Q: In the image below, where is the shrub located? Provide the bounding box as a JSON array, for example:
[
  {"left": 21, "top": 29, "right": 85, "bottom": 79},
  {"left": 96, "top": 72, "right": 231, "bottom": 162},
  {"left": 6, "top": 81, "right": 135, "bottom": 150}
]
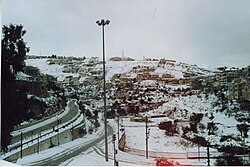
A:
[
  {"left": 207, "top": 122, "right": 218, "bottom": 135},
  {"left": 159, "top": 121, "right": 178, "bottom": 136},
  {"left": 237, "top": 123, "right": 249, "bottom": 138},
  {"left": 215, "top": 153, "right": 243, "bottom": 166},
  {"left": 190, "top": 136, "right": 208, "bottom": 147},
  {"left": 189, "top": 113, "right": 204, "bottom": 133}
]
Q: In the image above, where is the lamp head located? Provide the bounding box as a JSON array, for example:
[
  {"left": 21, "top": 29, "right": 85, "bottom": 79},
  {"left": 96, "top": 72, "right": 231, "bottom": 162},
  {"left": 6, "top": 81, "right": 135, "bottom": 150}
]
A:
[
  {"left": 105, "top": 20, "right": 110, "bottom": 25},
  {"left": 96, "top": 19, "right": 110, "bottom": 26},
  {"left": 96, "top": 20, "right": 102, "bottom": 26}
]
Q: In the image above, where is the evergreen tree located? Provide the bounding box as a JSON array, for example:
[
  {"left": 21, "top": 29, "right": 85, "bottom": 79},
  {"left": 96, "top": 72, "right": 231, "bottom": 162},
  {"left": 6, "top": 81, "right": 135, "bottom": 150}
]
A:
[{"left": 1, "top": 24, "right": 30, "bottom": 152}]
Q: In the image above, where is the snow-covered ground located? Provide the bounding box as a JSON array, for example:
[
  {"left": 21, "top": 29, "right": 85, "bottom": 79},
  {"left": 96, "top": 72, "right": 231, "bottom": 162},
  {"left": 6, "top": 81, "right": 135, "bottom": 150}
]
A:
[
  {"left": 96, "top": 60, "right": 159, "bottom": 81},
  {"left": 13, "top": 119, "right": 156, "bottom": 166},
  {"left": 146, "top": 94, "right": 250, "bottom": 145},
  {"left": 4, "top": 92, "right": 248, "bottom": 166},
  {"left": 25, "top": 59, "right": 79, "bottom": 81},
  {"left": 12, "top": 119, "right": 210, "bottom": 166},
  {"left": 0, "top": 160, "right": 19, "bottom": 166},
  {"left": 9, "top": 57, "right": 246, "bottom": 166},
  {"left": 15, "top": 121, "right": 106, "bottom": 166}
]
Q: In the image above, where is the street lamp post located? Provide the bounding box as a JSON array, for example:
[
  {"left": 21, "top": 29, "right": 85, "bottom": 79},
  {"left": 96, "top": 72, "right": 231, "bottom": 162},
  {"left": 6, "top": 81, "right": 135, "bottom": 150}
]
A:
[
  {"left": 57, "top": 114, "right": 59, "bottom": 146},
  {"left": 96, "top": 19, "right": 110, "bottom": 162},
  {"left": 145, "top": 115, "right": 149, "bottom": 159}
]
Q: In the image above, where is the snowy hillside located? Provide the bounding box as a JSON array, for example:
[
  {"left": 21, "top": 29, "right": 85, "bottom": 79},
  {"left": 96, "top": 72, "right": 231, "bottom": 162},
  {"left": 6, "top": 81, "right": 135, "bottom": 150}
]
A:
[
  {"left": 25, "top": 59, "right": 79, "bottom": 81},
  {"left": 26, "top": 58, "right": 215, "bottom": 83},
  {"left": 23, "top": 57, "right": 249, "bottom": 166}
]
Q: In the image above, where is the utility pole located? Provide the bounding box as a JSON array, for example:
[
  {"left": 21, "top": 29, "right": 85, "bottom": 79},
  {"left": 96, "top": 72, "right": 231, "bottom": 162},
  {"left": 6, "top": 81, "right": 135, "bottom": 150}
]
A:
[
  {"left": 37, "top": 133, "right": 40, "bottom": 154},
  {"left": 243, "top": 121, "right": 246, "bottom": 162},
  {"left": 57, "top": 114, "right": 60, "bottom": 146},
  {"left": 145, "top": 115, "right": 149, "bottom": 159},
  {"left": 112, "top": 133, "right": 118, "bottom": 166},
  {"left": 243, "top": 134, "right": 246, "bottom": 162},
  {"left": 117, "top": 115, "right": 120, "bottom": 141},
  {"left": 20, "top": 132, "right": 23, "bottom": 158},
  {"left": 198, "top": 144, "right": 200, "bottom": 161},
  {"left": 207, "top": 143, "right": 210, "bottom": 166},
  {"left": 31, "top": 131, "right": 33, "bottom": 143}
]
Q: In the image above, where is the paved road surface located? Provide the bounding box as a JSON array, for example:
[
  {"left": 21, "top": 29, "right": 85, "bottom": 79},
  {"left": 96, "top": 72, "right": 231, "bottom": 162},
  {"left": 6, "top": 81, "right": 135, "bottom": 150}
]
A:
[
  {"left": 92, "top": 146, "right": 155, "bottom": 166},
  {"left": 11, "top": 99, "right": 79, "bottom": 144},
  {"left": 29, "top": 124, "right": 113, "bottom": 166}
]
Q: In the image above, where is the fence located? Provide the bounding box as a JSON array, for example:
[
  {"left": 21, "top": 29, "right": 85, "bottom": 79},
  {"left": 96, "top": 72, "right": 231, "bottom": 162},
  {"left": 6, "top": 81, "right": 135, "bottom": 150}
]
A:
[{"left": 4, "top": 118, "right": 86, "bottom": 162}]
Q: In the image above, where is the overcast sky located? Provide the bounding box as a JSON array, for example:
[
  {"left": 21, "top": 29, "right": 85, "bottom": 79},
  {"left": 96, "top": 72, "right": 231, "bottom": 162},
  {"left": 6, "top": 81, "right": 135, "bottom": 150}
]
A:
[{"left": 2, "top": 0, "right": 250, "bottom": 69}]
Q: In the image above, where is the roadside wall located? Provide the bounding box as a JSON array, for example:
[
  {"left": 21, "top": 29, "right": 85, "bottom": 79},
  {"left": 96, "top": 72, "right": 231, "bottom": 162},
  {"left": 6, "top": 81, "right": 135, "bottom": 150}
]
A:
[{"left": 5, "top": 125, "right": 86, "bottom": 162}]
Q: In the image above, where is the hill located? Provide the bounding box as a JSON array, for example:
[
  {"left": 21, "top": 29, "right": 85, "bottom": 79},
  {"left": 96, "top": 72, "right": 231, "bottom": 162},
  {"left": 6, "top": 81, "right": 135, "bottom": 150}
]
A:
[{"left": 24, "top": 56, "right": 250, "bottom": 165}]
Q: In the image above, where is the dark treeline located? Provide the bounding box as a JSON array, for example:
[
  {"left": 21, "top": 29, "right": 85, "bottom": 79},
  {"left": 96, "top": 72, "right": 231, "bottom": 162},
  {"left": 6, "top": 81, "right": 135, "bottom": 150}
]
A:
[{"left": 1, "top": 24, "right": 30, "bottom": 152}]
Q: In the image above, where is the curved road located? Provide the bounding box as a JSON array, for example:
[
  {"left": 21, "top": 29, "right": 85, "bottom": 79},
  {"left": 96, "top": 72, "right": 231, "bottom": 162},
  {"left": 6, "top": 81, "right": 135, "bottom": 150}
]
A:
[
  {"left": 29, "top": 124, "right": 113, "bottom": 166},
  {"left": 11, "top": 99, "right": 79, "bottom": 144}
]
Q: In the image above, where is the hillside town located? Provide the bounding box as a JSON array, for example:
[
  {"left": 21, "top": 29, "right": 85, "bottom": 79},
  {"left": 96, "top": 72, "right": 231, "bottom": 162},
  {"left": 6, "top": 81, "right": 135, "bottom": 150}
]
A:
[
  {"left": 3, "top": 0, "right": 250, "bottom": 166},
  {"left": 25, "top": 55, "right": 250, "bottom": 104},
  {"left": 1, "top": 54, "right": 249, "bottom": 166}
]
